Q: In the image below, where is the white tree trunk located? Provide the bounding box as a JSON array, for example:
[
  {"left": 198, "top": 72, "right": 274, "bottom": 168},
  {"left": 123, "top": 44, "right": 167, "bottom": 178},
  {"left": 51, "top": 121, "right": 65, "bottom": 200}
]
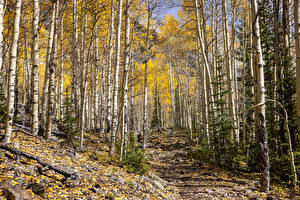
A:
[
  {"left": 251, "top": 0, "right": 270, "bottom": 192},
  {"left": 106, "top": 0, "right": 115, "bottom": 134},
  {"left": 110, "top": 0, "right": 123, "bottom": 155},
  {"left": 58, "top": 17, "right": 64, "bottom": 120},
  {"left": 79, "top": 0, "right": 88, "bottom": 149},
  {"left": 31, "top": 0, "right": 39, "bottom": 136},
  {"left": 120, "top": 0, "right": 131, "bottom": 160},
  {"left": 4, "top": 0, "right": 22, "bottom": 144},
  {"left": 222, "top": 0, "right": 238, "bottom": 143},
  {"left": 41, "top": 5, "right": 56, "bottom": 132},
  {"left": 46, "top": 0, "right": 60, "bottom": 140}
]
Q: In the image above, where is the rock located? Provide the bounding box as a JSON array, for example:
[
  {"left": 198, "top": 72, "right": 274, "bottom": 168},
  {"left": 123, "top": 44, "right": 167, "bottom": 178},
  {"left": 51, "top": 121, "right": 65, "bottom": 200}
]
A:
[
  {"left": 24, "top": 165, "right": 35, "bottom": 176},
  {"left": 27, "top": 182, "right": 45, "bottom": 196},
  {"left": 153, "top": 180, "right": 165, "bottom": 192},
  {"left": 149, "top": 173, "right": 167, "bottom": 187},
  {"left": 249, "top": 197, "right": 259, "bottom": 200},
  {"left": 118, "top": 177, "right": 126, "bottom": 185},
  {"left": 2, "top": 187, "right": 32, "bottom": 200},
  {"left": 267, "top": 195, "right": 278, "bottom": 200},
  {"left": 105, "top": 191, "right": 115, "bottom": 200},
  {"left": 130, "top": 196, "right": 141, "bottom": 200},
  {"left": 233, "top": 185, "right": 245, "bottom": 191},
  {"left": 13, "top": 142, "right": 19, "bottom": 149},
  {"left": 109, "top": 175, "right": 118, "bottom": 182}
]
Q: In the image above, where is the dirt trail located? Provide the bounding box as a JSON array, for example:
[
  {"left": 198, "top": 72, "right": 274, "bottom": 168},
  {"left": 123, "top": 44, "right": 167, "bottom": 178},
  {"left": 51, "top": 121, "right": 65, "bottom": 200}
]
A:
[{"left": 147, "top": 130, "right": 295, "bottom": 200}]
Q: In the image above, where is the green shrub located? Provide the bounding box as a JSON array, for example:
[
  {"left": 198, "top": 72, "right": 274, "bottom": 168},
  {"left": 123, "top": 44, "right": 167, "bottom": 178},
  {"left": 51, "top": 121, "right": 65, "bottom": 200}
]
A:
[
  {"left": 122, "top": 148, "right": 149, "bottom": 175},
  {"left": 187, "top": 146, "right": 212, "bottom": 164}
]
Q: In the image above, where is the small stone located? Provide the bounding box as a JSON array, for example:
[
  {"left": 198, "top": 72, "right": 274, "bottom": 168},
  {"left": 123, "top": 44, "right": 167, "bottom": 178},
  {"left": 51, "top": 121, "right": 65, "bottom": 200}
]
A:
[{"left": 27, "top": 182, "right": 45, "bottom": 196}]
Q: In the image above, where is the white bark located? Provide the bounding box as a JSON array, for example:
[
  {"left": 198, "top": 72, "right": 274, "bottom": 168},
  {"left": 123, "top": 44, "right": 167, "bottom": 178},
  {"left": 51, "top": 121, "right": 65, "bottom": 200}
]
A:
[
  {"left": 46, "top": 0, "right": 60, "bottom": 140},
  {"left": 251, "top": 0, "right": 270, "bottom": 192},
  {"left": 222, "top": 0, "right": 238, "bottom": 143},
  {"left": 4, "top": 0, "right": 22, "bottom": 144},
  {"left": 41, "top": 5, "right": 56, "bottom": 131},
  {"left": 110, "top": 0, "right": 123, "bottom": 155},
  {"left": 31, "top": 0, "right": 39, "bottom": 136},
  {"left": 58, "top": 17, "right": 64, "bottom": 120},
  {"left": 107, "top": 0, "right": 115, "bottom": 134},
  {"left": 120, "top": 0, "right": 131, "bottom": 160}
]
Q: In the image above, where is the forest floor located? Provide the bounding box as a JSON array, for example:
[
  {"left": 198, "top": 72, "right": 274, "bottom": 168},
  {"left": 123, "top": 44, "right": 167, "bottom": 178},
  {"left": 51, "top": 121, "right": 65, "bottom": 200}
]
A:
[
  {"left": 0, "top": 128, "right": 299, "bottom": 200},
  {"left": 0, "top": 130, "right": 179, "bottom": 200},
  {"left": 147, "top": 130, "right": 300, "bottom": 200}
]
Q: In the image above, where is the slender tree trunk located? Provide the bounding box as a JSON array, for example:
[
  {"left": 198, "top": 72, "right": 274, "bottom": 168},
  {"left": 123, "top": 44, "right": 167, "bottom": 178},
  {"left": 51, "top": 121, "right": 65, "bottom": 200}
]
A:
[
  {"left": 143, "top": 0, "right": 151, "bottom": 149},
  {"left": 41, "top": 5, "right": 56, "bottom": 133},
  {"left": 31, "top": 0, "right": 39, "bottom": 136},
  {"left": 58, "top": 17, "right": 64, "bottom": 120},
  {"left": 46, "top": 0, "right": 60, "bottom": 141},
  {"left": 251, "top": 0, "right": 270, "bottom": 192},
  {"left": 222, "top": 0, "right": 238, "bottom": 142},
  {"left": 79, "top": 0, "right": 87, "bottom": 149},
  {"left": 72, "top": 0, "right": 79, "bottom": 121},
  {"left": 4, "top": 0, "right": 22, "bottom": 144},
  {"left": 110, "top": 0, "right": 123, "bottom": 155},
  {"left": 107, "top": 0, "right": 115, "bottom": 134},
  {"left": 129, "top": 62, "right": 135, "bottom": 132},
  {"left": 169, "top": 62, "right": 176, "bottom": 127},
  {"left": 120, "top": 0, "right": 131, "bottom": 160},
  {"left": 0, "top": 0, "right": 4, "bottom": 82}
]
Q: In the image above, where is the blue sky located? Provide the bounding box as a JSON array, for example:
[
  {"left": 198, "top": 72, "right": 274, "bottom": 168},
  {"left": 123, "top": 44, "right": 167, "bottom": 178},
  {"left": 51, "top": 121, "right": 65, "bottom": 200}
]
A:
[{"left": 165, "top": 6, "right": 180, "bottom": 19}]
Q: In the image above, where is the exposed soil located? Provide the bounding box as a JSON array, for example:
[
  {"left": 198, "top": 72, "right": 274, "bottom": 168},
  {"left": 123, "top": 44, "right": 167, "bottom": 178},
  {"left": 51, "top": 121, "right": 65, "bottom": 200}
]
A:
[{"left": 147, "top": 130, "right": 299, "bottom": 200}]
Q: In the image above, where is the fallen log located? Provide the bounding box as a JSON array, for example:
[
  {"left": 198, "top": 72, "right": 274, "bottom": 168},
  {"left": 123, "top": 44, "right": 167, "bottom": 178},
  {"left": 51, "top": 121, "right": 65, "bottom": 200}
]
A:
[
  {"left": 0, "top": 144, "right": 78, "bottom": 179},
  {"left": 14, "top": 123, "right": 66, "bottom": 138}
]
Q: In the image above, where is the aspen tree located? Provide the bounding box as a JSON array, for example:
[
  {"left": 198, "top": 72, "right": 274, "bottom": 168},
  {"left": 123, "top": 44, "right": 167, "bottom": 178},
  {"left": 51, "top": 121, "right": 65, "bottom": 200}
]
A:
[
  {"left": 251, "top": 0, "right": 270, "bottom": 192},
  {"left": 4, "top": 0, "right": 22, "bottom": 144},
  {"left": 107, "top": 0, "right": 115, "bottom": 134},
  {"left": 41, "top": 4, "right": 56, "bottom": 133},
  {"left": 143, "top": 0, "right": 151, "bottom": 149},
  {"left": 31, "top": 0, "right": 39, "bottom": 136},
  {"left": 79, "top": 0, "right": 88, "bottom": 149},
  {"left": 0, "top": 0, "right": 4, "bottom": 82},
  {"left": 110, "top": 0, "right": 123, "bottom": 155},
  {"left": 46, "top": 0, "right": 60, "bottom": 141},
  {"left": 129, "top": 62, "right": 135, "bottom": 132},
  {"left": 57, "top": 17, "right": 64, "bottom": 120},
  {"left": 222, "top": 0, "right": 238, "bottom": 143},
  {"left": 72, "top": 0, "right": 79, "bottom": 117},
  {"left": 120, "top": 0, "right": 131, "bottom": 160}
]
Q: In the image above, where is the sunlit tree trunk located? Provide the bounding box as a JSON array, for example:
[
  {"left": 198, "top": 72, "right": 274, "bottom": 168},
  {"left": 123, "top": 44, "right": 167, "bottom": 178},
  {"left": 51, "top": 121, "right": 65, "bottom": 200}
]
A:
[
  {"left": 46, "top": 0, "right": 60, "bottom": 141},
  {"left": 110, "top": 0, "right": 123, "bottom": 155},
  {"left": 169, "top": 62, "right": 176, "bottom": 127},
  {"left": 41, "top": 5, "right": 56, "bottom": 133},
  {"left": 143, "top": 0, "right": 151, "bottom": 149},
  {"left": 57, "top": 17, "right": 64, "bottom": 120},
  {"left": 129, "top": 62, "right": 135, "bottom": 132},
  {"left": 120, "top": 0, "right": 131, "bottom": 159},
  {"left": 4, "top": 0, "right": 22, "bottom": 144},
  {"left": 107, "top": 0, "right": 115, "bottom": 134},
  {"left": 251, "top": 0, "right": 270, "bottom": 192},
  {"left": 222, "top": 0, "right": 238, "bottom": 143},
  {"left": 31, "top": 0, "right": 39, "bottom": 136},
  {"left": 79, "top": 0, "right": 87, "bottom": 149}
]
